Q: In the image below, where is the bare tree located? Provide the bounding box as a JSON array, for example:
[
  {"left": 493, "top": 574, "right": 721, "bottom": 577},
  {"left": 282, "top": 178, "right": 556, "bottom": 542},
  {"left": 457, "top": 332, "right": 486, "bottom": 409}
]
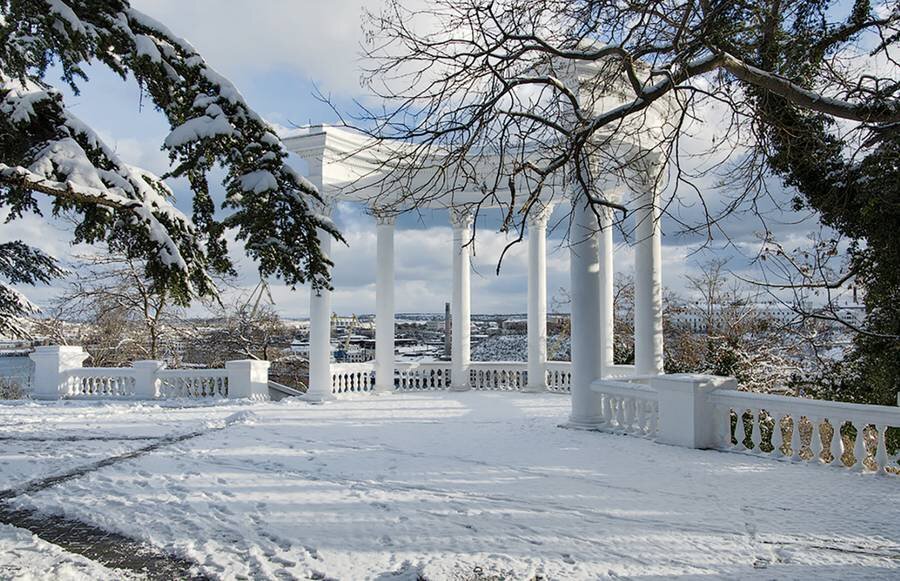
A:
[
  {"left": 346, "top": 1, "right": 896, "bottom": 241},
  {"left": 52, "top": 250, "right": 186, "bottom": 365}
]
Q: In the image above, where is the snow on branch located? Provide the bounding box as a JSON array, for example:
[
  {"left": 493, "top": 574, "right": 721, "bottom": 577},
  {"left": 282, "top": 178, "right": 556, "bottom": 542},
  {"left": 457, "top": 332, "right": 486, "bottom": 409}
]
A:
[{"left": 0, "top": 0, "right": 343, "bottom": 335}]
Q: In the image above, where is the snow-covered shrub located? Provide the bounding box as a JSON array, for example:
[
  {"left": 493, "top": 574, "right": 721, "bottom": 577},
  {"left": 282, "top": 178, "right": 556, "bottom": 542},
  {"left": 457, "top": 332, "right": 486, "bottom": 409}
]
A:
[{"left": 0, "top": 377, "right": 27, "bottom": 400}]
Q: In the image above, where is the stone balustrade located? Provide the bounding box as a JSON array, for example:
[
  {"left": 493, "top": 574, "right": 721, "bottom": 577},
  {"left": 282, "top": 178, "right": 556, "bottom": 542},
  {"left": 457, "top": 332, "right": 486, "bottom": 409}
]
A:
[
  {"left": 710, "top": 389, "right": 900, "bottom": 474},
  {"left": 330, "top": 362, "right": 376, "bottom": 395},
  {"left": 590, "top": 377, "right": 660, "bottom": 438},
  {"left": 395, "top": 362, "right": 451, "bottom": 391},
  {"left": 28, "top": 346, "right": 270, "bottom": 401}
]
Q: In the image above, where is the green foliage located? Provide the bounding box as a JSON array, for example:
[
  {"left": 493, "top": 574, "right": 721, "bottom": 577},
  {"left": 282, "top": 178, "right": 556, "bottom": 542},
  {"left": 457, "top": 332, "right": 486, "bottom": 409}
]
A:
[{"left": 0, "top": 0, "right": 341, "bottom": 337}]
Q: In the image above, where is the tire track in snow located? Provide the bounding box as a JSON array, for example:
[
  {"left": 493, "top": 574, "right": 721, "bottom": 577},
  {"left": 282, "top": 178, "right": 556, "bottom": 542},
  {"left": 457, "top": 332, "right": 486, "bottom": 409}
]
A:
[{"left": 0, "top": 411, "right": 256, "bottom": 579}]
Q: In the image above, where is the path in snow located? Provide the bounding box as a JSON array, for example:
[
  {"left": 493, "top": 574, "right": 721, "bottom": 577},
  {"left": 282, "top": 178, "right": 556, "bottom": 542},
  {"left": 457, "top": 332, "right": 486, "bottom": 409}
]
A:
[{"left": 0, "top": 393, "right": 898, "bottom": 580}]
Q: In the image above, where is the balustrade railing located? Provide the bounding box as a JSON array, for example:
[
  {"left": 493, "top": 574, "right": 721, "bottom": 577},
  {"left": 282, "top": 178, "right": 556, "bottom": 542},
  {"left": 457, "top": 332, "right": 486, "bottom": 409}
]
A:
[
  {"left": 469, "top": 362, "right": 526, "bottom": 391},
  {"left": 158, "top": 369, "right": 229, "bottom": 399},
  {"left": 592, "top": 378, "right": 659, "bottom": 438},
  {"left": 545, "top": 361, "right": 572, "bottom": 392},
  {"left": 330, "top": 362, "right": 375, "bottom": 395},
  {"left": 710, "top": 390, "right": 899, "bottom": 475},
  {"left": 28, "top": 347, "right": 268, "bottom": 401},
  {"left": 336, "top": 360, "right": 574, "bottom": 394},
  {"left": 395, "top": 361, "right": 451, "bottom": 391},
  {"left": 64, "top": 368, "right": 136, "bottom": 398}
]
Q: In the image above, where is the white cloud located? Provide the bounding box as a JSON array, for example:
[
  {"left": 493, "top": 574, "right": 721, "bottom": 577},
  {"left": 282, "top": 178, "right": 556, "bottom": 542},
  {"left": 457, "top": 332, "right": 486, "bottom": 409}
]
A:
[{"left": 132, "top": 0, "right": 383, "bottom": 93}]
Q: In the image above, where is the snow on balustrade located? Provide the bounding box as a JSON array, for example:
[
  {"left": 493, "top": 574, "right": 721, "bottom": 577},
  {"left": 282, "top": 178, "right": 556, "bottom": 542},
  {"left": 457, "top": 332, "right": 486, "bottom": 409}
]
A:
[
  {"left": 63, "top": 368, "right": 137, "bottom": 398},
  {"left": 157, "top": 369, "right": 228, "bottom": 399},
  {"left": 591, "top": 378, "right": 660, "bottom": 437},
  {"left": 330, "top": 362, "right": 375, "bottom": 395},
  {"left": 711, "top": 390, "right": 900, "bottom": 475},
  {"left": 394, "top": 361, "right": 450, "bottom": 391}
]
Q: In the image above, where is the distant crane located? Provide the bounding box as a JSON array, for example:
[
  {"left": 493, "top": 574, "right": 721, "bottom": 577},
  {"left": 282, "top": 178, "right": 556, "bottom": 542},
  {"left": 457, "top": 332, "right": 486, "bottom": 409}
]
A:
[
  {"left": 247, "top": 278, "right": 275, "bottom": 318},
  {"left": 332, "top": 313, "right": 360, "bottom": 361}
]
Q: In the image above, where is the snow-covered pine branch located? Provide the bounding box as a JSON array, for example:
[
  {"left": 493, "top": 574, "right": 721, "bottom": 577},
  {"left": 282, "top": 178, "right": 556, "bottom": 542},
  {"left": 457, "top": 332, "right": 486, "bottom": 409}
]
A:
[
  {"left": 0, "top": 1, "right": 342, "bottom": 336},
  {"left": 0, "top": 242, "right": 65, "bottom": 338}
]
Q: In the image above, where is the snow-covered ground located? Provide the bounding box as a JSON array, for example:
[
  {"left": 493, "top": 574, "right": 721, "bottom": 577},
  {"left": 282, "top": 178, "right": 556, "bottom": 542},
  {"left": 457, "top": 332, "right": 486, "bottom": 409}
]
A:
[{"left": 1, "top": 393, "right": 898, "bottom": 580}]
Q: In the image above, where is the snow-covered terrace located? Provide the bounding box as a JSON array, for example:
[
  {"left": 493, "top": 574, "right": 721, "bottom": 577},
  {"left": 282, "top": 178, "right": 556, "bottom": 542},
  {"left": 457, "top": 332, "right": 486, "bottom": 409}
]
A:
[{"left": 1, "top": 392, "right": 898, "bottom": 579}]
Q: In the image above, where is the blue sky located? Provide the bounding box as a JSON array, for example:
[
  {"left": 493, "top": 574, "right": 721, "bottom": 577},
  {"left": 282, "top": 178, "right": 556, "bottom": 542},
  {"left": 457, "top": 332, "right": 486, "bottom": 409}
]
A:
[{"left": 3, "top": 0, "right": 824, "bottom": 317}]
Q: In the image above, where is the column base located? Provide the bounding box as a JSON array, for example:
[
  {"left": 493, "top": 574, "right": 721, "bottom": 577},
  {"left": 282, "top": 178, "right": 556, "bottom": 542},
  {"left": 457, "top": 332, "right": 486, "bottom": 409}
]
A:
[
  {"left": 560, "top": 415, "right": 607, "bottom": 431},
  {"left": 521, "top": 384, "right": 547, "bottom": 394},
  {"left": 302, "top": 392, "right": 336, "bottom": 404},
  {"left": 450, "top": 384, "right": 471, "bottom": 392},
  {"left": 373, "top": 385, "right": 395, "bottom": 395}
]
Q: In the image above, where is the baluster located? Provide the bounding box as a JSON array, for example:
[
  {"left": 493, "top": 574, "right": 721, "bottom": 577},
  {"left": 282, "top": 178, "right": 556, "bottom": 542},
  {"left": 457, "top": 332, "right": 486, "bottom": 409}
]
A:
[
  {"left": 601, "top": 394, "right": 612, "bottom": 425},
  {"left": 790, "top": 415, "right": 802, "bottom": 462},
  {"left": 770, "top": 412, "right": 784, "bottom": 458},
  {"left": 829, "top": 419, "right": 846, "bottom": 468},
  {"left": 851, "top": 422, "right": 867, "bottom": 472},
  {"left": 614, "top": 397, "right": 626, "bottom": 430},
  {"left": 622, "top": 397, "right": 635, "bottom": 432},
  {"left": 750, "top": 410, "right": 762, "bottom": 453},
  {"left": 636, "top": 400, "right": 647, "bottom": 435},
  {"left": 875, "top": 424, "right": 889, "bottom": 476},
  {"left": 647, "top": 401, "right": 658, "bottom": 437},
  {"left": 733, "top": 409, "right": 746, "bottom": 451},
  {"left": 810, "top": 417, "right": 823, "bottom": 464}
]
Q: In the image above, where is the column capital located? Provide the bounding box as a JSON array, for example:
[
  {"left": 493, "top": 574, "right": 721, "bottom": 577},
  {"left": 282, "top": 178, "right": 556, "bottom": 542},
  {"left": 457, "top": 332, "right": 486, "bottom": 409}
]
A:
[
  {"left": 449, "top": 207, "right": 474, "bottom": 230},
  {"left": 526, "top": 203, "right": 554, "bottom": 228},
  {"left": 372, "top": 210, "right": 396, "bottom": 226}
]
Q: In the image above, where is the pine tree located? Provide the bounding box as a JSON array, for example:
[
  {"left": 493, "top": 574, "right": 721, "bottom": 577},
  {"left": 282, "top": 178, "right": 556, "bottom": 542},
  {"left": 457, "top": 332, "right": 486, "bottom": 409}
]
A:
[{"left": 0, "top": 0, "right": 342, "bottom": 337}]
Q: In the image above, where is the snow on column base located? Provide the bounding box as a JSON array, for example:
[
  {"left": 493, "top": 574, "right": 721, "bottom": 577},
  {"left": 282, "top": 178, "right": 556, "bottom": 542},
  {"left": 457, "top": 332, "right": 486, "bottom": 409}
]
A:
[
  {"left": 560, "top": 415, "right": 607, "bottom": 431},
  {"left": 522, "top": 383, "right": 547, "bottom": 394},
  {"left": 301, "top": 391, "right": 337, "bottom": 404},
  {"left": 373, "top": 385, "right": 395, "bottom": 395},
  {"left": 449, "top": 384, "right": 471, "bottom": 392}
]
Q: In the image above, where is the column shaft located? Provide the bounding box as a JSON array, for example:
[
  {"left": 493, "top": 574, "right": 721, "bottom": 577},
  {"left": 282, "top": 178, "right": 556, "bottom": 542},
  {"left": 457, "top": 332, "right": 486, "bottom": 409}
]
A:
[
  {"left": 525, "top": 208, "right": 550, "bottom": 392},
  {"left": 568, "top": 196, "right": 605, "bottom": 427},
  {"left": 634, "top": 177, "right": 665, "bottom": 376},
  {"left": 306, "top": 213, "right": 335, "bottom": 402},
  {"left": 374, "top": 217, "right": 396, "bottom": 392},
  {"left": 450, "top": 211, "right": 472, "bottom": 391},
  {"left": 599, "top": 206, "right": 615, "bottom": 375}
]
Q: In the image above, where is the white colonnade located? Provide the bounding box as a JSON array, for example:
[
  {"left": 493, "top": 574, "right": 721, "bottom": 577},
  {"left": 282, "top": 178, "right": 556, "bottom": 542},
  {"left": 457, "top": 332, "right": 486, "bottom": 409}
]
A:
[{"left": 305, "top": 169, "right": 665, "bottom": 409}]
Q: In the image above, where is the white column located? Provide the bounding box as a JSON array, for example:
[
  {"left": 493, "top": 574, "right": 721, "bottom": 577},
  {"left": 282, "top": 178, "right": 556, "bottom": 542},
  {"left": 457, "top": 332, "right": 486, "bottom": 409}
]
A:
[
  {"left": 450, "top": 209, "right": 473, "bottom": 391},
  {"left": 305, "top": 200, "right": 336, "bottom": 403},
  {"left": 374, "top": 214, "right": 396, "bottom": 393},
  {"left": 634, "top": 171, "right": 665, "bottom": 376},
  {"left": 599, "top": 205, "right": 615, "bottom": 375},
  {"left": 567, "top": 195, "right": 605, "bottom": 428},
  {"left": 525, "top": 205, "right": 551, "bottom": 392}
]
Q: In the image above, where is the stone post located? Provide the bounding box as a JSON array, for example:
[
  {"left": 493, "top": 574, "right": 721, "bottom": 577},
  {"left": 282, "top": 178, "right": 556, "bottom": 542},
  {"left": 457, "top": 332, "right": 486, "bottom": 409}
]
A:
[
  {"left": 226, "top": 359, "right": 272, "bottom": 401},
  {"left": 652, "top": 374, "right": 737, "bottom": 449},
  {"left": 29, "top": 345, "right": 89, "bottom": 400},
  {"left": 132, "top": 360, "right": 166, "bottom": 399}
]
